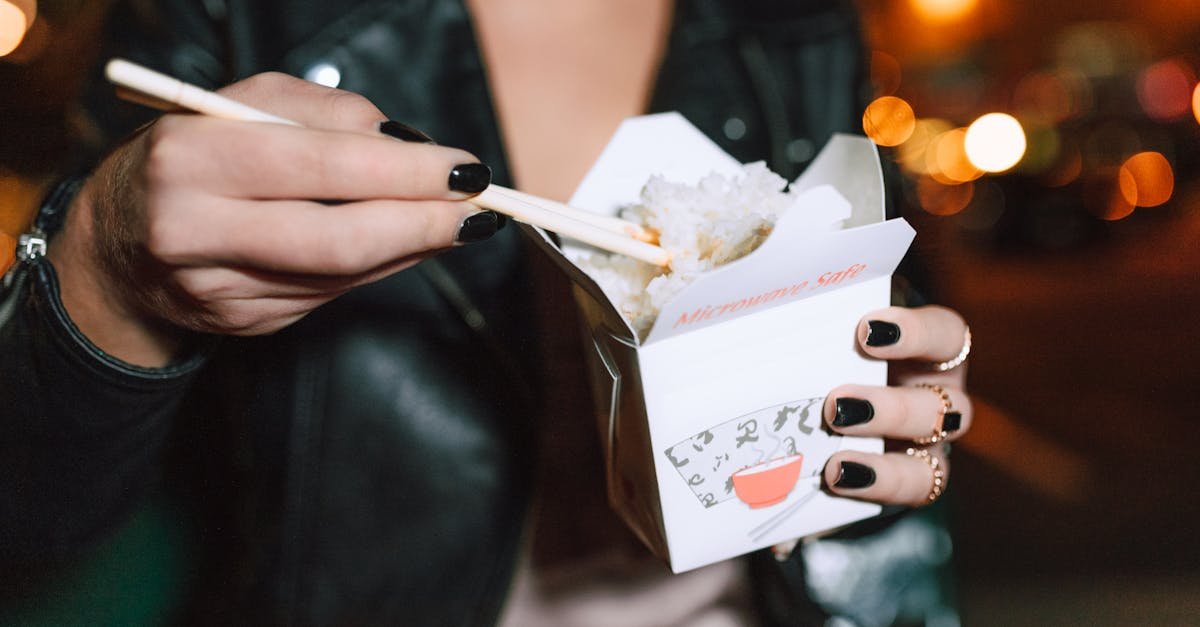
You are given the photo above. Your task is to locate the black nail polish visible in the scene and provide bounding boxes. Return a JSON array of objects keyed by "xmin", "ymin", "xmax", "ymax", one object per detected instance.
[
  {"xmin": 448, "ymin": 163, "xmax": 492, "ymax": 194},
  {"xmin": 834, "ymin": 461, "xmax": 876, "ymax": 489},
  {"xmin": 494, "ymin": 212, "xmax": 509, "ymax": 230},
  {"xmin": 833, "ymin": 398, "xmax": 874, "ymax": 427},
  {"xmin": 456, "ymin": 211, "xmax": 499, "ymax": 243},
  {"xmin": 865, "ymin": 320, "xmax": 901, "ymax": 346},
  {"xmin": 379, "ymin": 120, "xmax": 436, "ymax": 144},
  {"xmin": 943, "ymin": 411, "xmax": 962, "ymax": 433}
]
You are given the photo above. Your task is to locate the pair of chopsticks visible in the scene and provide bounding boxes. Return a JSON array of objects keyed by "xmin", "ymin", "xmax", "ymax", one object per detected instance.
[{"xmin": 104, "ymin": 59, "xmax": 671, "ymax": 267}]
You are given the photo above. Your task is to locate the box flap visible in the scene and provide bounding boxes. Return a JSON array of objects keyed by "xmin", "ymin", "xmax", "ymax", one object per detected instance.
[{"xmin": 641, "ymin": 134, "xmax": 914, "ymax": 344}]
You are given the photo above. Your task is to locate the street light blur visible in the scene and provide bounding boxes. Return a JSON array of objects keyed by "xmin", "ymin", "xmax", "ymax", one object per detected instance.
[
  {"xmin": 0, "ymin": 0, "xmax": 35, "ymax": 56},
  {"xmin": 964, "ymin": 113, "xmax": 1027, "ymax": 173}
]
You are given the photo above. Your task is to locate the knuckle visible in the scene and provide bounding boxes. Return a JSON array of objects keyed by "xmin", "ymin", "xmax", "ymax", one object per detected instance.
[
  {"xmin": 143, "ymin": 215, "xmax": 184, "ymax": 261},
  {"xmin": 324, "ymin": 90, "xmax": 385, "ymax": 131},
  {"xmin": 236, "ymin": 71, "xmax": 296, "ymax": 96},
  {"xmin": 142, "ymin": 120, "xmax": 186, "ymax": 186}
]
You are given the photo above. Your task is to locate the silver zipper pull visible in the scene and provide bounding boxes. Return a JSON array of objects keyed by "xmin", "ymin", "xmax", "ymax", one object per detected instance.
[{"xmin": 16, "ymin": 229, "xmax": 47, "ymax": 263}]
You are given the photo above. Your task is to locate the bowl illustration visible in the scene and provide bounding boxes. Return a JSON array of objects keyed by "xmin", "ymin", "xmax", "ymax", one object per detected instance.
[{"xmin": 730, "ymin": 454, "xmax": 805, "ymax": 509}]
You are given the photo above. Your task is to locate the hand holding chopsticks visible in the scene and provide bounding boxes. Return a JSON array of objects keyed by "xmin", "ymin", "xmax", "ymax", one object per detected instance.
[{"xmin": 104, "ymin": 59, "xmax": 670, "ymax": 267}]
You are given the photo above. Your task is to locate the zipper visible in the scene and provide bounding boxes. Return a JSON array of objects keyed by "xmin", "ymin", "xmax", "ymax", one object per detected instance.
[
  {"xmin": 16, "ymin": 228, "xmax": 47, "ymax": 263},
  {"xmin": 1, "ymin": 176, "xmax": 82, "ymax": 328},
  {"xmin": 0, "ymin": 232, "xmax": 38, "ymax": 328}
]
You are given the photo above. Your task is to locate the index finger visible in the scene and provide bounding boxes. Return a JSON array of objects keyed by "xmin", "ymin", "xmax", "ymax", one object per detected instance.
[
  {"xmin": 856, "ymin": 305, "xmax": 969, "ymax": 363},
  {"xmin": 149, "ymin": 115, "xmax": 487, "ymax": 201},
  {"xmin": 216, "ymin": 72, "xmax": 387, "ymax": 135}
]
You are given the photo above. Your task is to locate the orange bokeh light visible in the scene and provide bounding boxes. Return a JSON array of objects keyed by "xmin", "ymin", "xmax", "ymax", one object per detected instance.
[
  {"xmin": 863, "ymin": 96, "xmax": 916, "ymax": 147},
  {"xmin": 909, "ymin": 0, "xmax": 978, "ymax": 22},
  {"xmin": 1083, "ymin": 168, "xmax": 1136, "ymax": 221},
  {"xmin": 1193, "ymin": 82, "xmax": 1200, "ymax": 126},
  {"xmin": 917, "ymin": 177, "xmax": 975, "ymax": 216},
  {"xmin": 930, "ymin": 128, "xmax": 984, "ymax": 184},
  {"xmin": 897, "ymin": 118, "xmax": 952, "ymax": 175},
  {"xmin": 1119, "ymin": 151, "xmax": 1174, "ymax": 207}
]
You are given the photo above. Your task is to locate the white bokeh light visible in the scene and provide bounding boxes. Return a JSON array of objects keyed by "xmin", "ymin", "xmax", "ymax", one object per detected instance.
[
  {"xmin": 964, "ymin": 113, "xmax": 1027, "ymax": 173},
  {"xmin": 0, "ymin": 0, "xmax": 36, "ymax": 57}
]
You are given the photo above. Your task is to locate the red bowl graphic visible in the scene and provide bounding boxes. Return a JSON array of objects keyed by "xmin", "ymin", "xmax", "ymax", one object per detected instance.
[{"xmin": 731, "ymin": 454, "xmax": 805, "ymax": 509}]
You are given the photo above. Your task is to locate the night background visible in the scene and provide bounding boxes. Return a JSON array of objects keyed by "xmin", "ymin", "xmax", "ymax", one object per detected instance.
[{"xmin": 3, "ymin": 0, "xmax": 1199, "ymax": 624}]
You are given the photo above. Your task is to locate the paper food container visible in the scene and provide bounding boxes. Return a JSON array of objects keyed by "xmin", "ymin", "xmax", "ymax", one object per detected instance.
[{"xmin": 524, "ymin": 113, "xmax": 916, "ymax": 573}]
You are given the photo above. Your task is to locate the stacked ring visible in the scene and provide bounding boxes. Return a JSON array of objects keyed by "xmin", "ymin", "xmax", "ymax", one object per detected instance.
[
  {"xmin": 906, "ymin": 446, "xmax": 946, "ymax": 503},
  {"xmin": 913, "ymin": 383, "xmax": 961, "ymax": 445},
  {"xmin": 930, "ymin": 326, "xmax": 971, "ymax": 372}
]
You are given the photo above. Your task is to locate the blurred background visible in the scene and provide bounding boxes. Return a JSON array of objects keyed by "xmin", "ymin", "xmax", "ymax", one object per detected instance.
[
  {"xmin": 2, "ymin": 0, "xmax": 1198, "ymax": 624},
  {"xmin": 855, "ymin": 0, "xmax": 1200, "ymax": 624}
]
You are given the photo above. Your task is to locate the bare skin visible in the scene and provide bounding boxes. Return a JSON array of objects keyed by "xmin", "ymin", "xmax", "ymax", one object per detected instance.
[
  {"xmin": 467, "ymin": 0, "xmax": 674, "ymax": 202},
  {"xmin": 47, "ymin": 0, "xmax": 972, "ymax": 509}
]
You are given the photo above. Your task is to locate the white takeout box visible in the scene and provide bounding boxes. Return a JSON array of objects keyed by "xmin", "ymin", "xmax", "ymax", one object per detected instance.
[{"xmin": 524, "ymin": 113, "xmax": 916, "ymax": 573}]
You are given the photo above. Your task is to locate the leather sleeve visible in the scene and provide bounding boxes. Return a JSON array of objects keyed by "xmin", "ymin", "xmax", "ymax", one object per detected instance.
[
  {"xmin": 0, "ymin": 251, "xmax": 206, "ymax": 571},
  {"xmin": 0, "ymin": 1, "xmax": 226, "ymax": 573}
]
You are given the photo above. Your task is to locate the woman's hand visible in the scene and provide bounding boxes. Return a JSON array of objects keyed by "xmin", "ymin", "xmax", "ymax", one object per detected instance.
[
  {"xmin": 821, "ymin": 305, "xmax": 972, "ymax": 506},
  {"xmin": 49, "ymin": 73, "xmax": 498, "ymax": 367}
]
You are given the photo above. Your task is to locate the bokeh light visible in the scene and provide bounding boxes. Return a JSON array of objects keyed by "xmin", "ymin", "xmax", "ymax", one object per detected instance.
[
  {"xmin": 1119, "ymin": 151, "xmax": 1174, "ymax": 207},
  {"xmin": 1083, "ymin": 168, "xmax": 1136, "ymax": 221},
  {"xmin": 863, "ymin": 96, "xmax": 916, "ymax": 147},
  {"xmin": 897, "ymin": 118, "xmax": 953, "ymax": 176},
  {"xmin": 1136, "ymin": 58, "xmax": 1196, "ymax": 122},
  {"xmin": 909, "ymin": 0, "xmax": 978, "ymax": 23},
  {"xmin": 916, "ymin": 176, "xmax": 974, "ymax": 216},
  {"xmin": 1012, "ymin": 69, "xmax": 1093, "ymax": 124},
  {"xmin": 1044, "ymin": 142, "xmax": 1082, "ymax": 188},
  {"xmin": 1192, "ymin": 81, "xmax": 1200, "ymax": 126},
  {"xmin": 929, "ymin": 128, "xmax": 983, "ymax": 183},
  {"xmin": 0, "ymin": 0, "xmax": 35, "ymax": 57},
  {"xmin": 964, "ymin": 113, "xmax": 1026, "ymax": 172}
]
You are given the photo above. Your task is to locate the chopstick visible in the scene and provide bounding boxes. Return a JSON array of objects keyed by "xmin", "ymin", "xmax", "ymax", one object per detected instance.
[
  {"xmin": 485, "ymin": 185, "xmax": 657, "ymax": 244},
  {"xmin": 103, "ymin": 58, "xmax": 671, "ymax": 267}
]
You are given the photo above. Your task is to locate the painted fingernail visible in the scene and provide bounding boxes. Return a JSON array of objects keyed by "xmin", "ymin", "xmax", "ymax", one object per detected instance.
[
  {"xmin": 455, "ymin": 211, "xmax": 499, "ymax": 243},
  {"xmin": 943, "ymin": 411, "xmax": 963, "ymax": 433},
  {"xmin": 494, "ymin": 212, "xmax": 509, "ymax": 230},
  {"xmin": 834, "ymin": 461, "xmax": 876, "ymax": 489},
  {"xmin": 833, "ymin": 398, "xmax": 874, "ymax": 427},
  {"xmin": 379, "ymin": 120, "xmax": 436, "ymax": 143},
  {"xmin": 865, "ymin": 320, "xmax": 901, "ymax": 346},
  {"xmin": 449, "ymin": 163, "xmax": 492, "ymax": 194}
]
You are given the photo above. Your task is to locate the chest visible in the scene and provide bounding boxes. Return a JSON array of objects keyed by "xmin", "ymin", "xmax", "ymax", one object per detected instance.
[{"xmin": 466, "ymin": 0, "xmax": 674, "ymax": 201}]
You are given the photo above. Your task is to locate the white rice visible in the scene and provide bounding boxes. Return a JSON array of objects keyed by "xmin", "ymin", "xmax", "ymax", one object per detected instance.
[{"xmin": 576, "ymin": 162, "xmax": 810, "ymax": 338}]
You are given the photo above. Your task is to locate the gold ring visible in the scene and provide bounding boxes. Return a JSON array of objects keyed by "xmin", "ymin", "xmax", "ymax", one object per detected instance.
[
  {"xmin": 906, "ymin": 446, "xmax": 946, "ymax": 503},
  {"xmin": 913, "ymin": 383, "xmax": 956, "ymax": 445},
  {"xmin": 930, "ymin": 326, "xmax": 971, "ymax": 372}
]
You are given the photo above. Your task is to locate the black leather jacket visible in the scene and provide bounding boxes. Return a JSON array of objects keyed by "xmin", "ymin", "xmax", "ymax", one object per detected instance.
[{"xmin": 1, "ymin": 1, "xmax": 882, "ymax": 624}]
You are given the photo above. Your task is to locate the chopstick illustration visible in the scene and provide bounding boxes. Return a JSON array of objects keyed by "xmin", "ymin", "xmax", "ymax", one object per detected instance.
[
  {"xmin": 103, "ymin": 58, "xmax": 671, "ymax": 267},
  {"xmin": 747, "ymin": 479, "xmax": 821, "ymax": 543}
]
